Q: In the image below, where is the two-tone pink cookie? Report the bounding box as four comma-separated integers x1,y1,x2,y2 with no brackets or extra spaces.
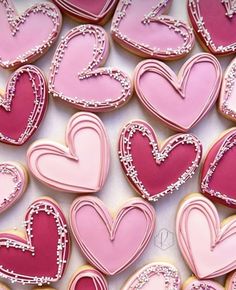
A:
121,262,181,290
0,162,27,214
201,128,236,208
188,0,236,55
119,120,202,202
70,196,155,275
111,0,195,60
27,112,110,193
52,0,118,24
134,53,222,132
0,65,48,145
0,0,62,69
0,197,70,285
49,24,132,112
176,193,236,279
183,277,224,290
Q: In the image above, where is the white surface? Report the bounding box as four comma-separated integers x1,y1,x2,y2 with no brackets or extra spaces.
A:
0,0,236,289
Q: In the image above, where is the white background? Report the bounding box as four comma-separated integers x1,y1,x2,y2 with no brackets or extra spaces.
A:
0,0,236,289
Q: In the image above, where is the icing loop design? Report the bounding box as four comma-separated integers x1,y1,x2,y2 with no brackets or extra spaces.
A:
122,262,181,290
0,198,70,285
176,194,236,279
27,112,110,193
49,25,132,112
0,162,27,214
70,196,155,275
0,65,48,145
188,0,236,55
201,128,236,208
134,53,222,132
111,0,195,59
0,0,62,69
183,278,224,290
119,120,202,202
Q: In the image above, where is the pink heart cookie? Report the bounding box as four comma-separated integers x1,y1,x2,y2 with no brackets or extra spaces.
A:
49,25,132,112
0,65,48,145
111,0,195,60
27,112,110,193
0,0,62,69
183,278,224,290
0,162,27,214
201,128,236,208
119,120,202,202
176,193,236,279
0,197,70,285
188,0,236,55
70,196,155,275
121,262,181,290
134,53,222,132
219,57,236,121
52,0,118,24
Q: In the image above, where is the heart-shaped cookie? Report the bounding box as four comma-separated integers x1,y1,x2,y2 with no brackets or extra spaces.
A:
0,197,70,285
134,53,222,132
49,25,132,112
119,120,202,202
176,193,236,279
70,196,155,275
188,0,236,55
0,65,48,145
219,57,236,121
27,112,110,193
52,0,118,24
0,0,62,69
111,0,195,59
201,128,236,208
121,262,181,290
0,162,27,214
183,277,224,290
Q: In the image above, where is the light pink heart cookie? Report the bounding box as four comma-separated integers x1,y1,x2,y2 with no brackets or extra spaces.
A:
111,0,195,60
27,112,110,193
134,53,222,132
0,0,62,69
70,196,155,275
122,262,181,290
49,25,132,112
52,0,118,24
176,193,236,279
219,57,236,121
0,162,27,214
119,120,202,202
183,278,224,290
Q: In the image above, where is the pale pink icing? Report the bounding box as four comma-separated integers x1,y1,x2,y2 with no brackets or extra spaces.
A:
27,112,110,193
49,25,132,112
176,194,236,279
134,53,222,132
183,278,224,290
70,196,155,275
111,0,194,59
0,0,61,69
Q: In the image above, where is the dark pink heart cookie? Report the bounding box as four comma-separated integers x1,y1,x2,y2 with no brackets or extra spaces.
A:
0,65,48,145
119,120,202,202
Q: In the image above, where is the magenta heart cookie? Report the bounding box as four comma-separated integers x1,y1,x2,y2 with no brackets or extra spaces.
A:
119,120,202,202
0,197,70,285
52,0,118,24
122,262,181,290
0,0,62,69
27,112,110,193
176,194,236,279
70,196,155,275
219,57,236,121
0,65,48,145
134,53,222,132
183,278,224,290
111,0,195,59
49,25,132,112
201,128,236,208
188,0,236,55
0,162,27,214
